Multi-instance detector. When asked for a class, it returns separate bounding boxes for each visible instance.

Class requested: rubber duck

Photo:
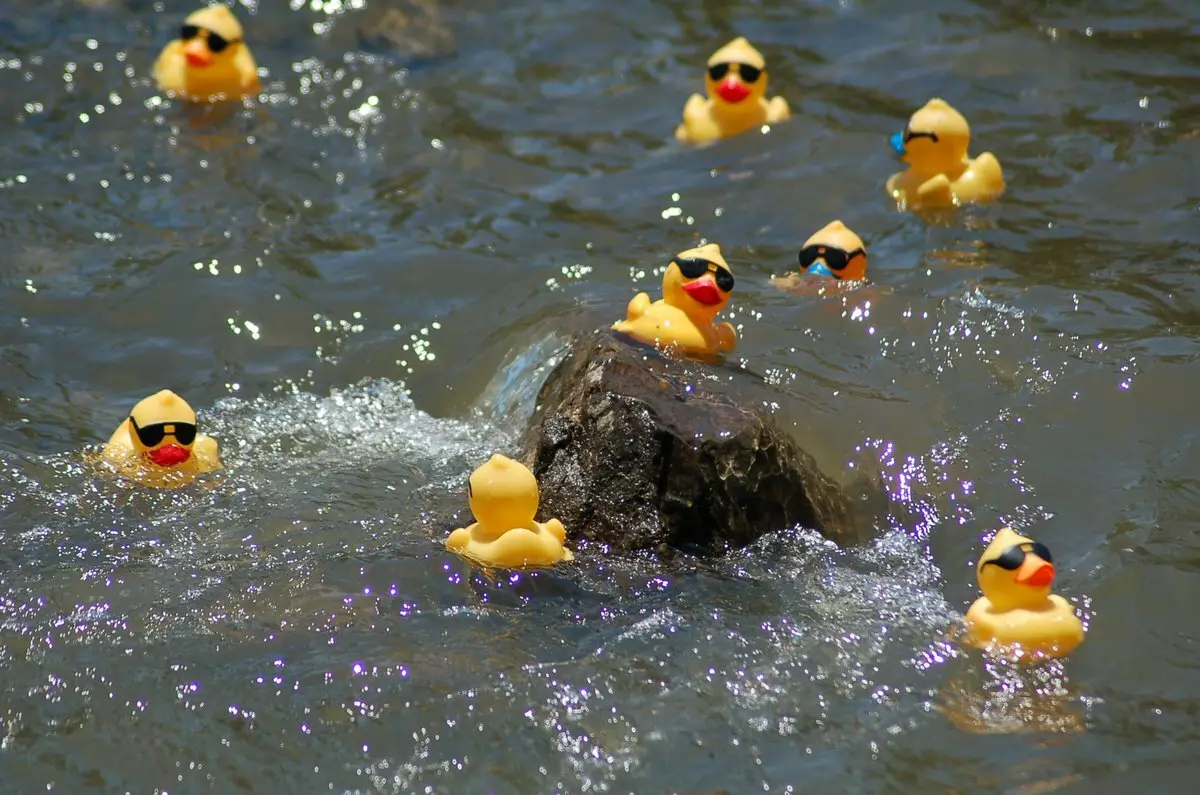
[964,528,1085,660]
[612,243,737,356]
[153,5,260,101]
[445,454,573,568]
[886,98,1004,209]
[771,221,867,291]
[101,389,222,487]
[675,37,790,145]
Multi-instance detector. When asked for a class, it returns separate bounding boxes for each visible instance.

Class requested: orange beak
[183,38,212,68]
[1015,558,1055,588]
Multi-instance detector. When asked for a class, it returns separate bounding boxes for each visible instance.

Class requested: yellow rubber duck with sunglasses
[101,390,222,488]
[886,98,1004,209]
[613,243,737,357]
[153,5,260,101]
[676,37,790,145]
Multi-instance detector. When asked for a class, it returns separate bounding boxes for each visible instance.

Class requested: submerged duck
[613,242,737,356]
[153,5,260,101]
[101,389,222,487]
[886,98,1004,209]
[675,37,790,145]
[771,220,867,291]
[446,454,573,569]
[965,528,1085,660]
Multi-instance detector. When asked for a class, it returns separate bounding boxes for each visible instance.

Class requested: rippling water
[1,0,1199,791]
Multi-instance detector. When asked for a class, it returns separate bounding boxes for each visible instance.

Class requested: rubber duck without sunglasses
[886,98,1004,209]
[445,454,573,569]
[964,527,1085,660]
[675,37,790,145]
[153,5,260,101]
[101,389,222,488]
[613,242,737,357]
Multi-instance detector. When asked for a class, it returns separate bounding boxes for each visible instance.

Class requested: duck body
[887,98,1004,209]
[613,242,737,356]
[964,527,1084,660]
[153,6,260,101]
[445,454,573,569]
[100,389,222,488]
[675,37,790,145]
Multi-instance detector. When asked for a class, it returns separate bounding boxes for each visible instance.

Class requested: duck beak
[681,276,723,306]
[889,131,906,155]
[1015,559,1055,588]
[183,38,212,68]
[715,78,751,104]
[146,444,191,468]
[806,260,836,278]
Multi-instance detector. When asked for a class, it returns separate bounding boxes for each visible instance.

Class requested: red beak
[715,78,750,103]
[681,276,724,306]
[146,444,191,468]
[183,39,212,68]
[1015,561,1055,588]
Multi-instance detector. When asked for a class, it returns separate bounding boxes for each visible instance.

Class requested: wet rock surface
[519,332,880,556]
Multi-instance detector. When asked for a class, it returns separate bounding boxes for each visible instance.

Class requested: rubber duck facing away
[446,454,573,569]
[771,220,867,291]
[101,389,222,487]
[613,242,737,357]
[965,527,1085,660]
[675,37,790,145]
[886,98,1004,209]
[153,5,260,101]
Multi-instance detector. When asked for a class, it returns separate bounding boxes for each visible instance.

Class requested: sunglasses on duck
[707,63,762,84]
[180,24,238,54]
[130,416,198,447]
[798,244,865,277]
[904,127,938,144]
[674,257,735,292]
[981,541,1054,571]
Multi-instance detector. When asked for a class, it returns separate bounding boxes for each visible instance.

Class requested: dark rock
[354,0,456,62]
[519,332,879,556]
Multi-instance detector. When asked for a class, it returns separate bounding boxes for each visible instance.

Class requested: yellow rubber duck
[101,389,222,488]
[771,220,868,291]
[612,242,737,356]
[675,37,790,145]
[446,454,573,569]
[964,528,1085,660]
[886,98,1004,209]
[153,5,260,101]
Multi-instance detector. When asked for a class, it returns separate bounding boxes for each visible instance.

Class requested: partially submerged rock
[519,332,879,556]
[354,0,456,62]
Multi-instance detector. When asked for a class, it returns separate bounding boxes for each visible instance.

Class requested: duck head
[177,5,246,70]
[663,243,734,319]
[126,389,200,468]
[976,527,1057,611]
[704,37,769,109]
[889,98,971,173]
[467,454,540,529]
[798,220,868,281]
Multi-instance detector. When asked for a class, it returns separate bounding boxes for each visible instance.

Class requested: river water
[1,0,1198,792]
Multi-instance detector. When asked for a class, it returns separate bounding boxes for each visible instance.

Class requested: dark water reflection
[2,0,1199,791]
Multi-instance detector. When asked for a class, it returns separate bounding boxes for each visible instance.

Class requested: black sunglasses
[798,244,866,274]
[674,257,735,292]
[129,415,197,447]
[180,24,238,54]
[904,127,939,144]
[981,541,1054,571]
[707,63,763,84]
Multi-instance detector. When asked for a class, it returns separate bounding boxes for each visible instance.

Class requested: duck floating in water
[613,242,737,357]
[101,389,222,487]
[446,454,573,569]
[771,220,868,291]
[675,37,790,145]
[886,98,1004,209]
[153,5,260,101]
[964,527,1085,660]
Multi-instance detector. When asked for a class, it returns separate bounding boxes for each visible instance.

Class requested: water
[1,0,1199,791]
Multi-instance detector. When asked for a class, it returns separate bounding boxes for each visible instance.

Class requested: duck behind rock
[965,527,1085,660]
[613,242,737,357]
[445,454,573,569]
[771,220,867,291]
[675,37,790,145]
[153,5,260,101]
[101,389,222,488]
[886,98,1004,209]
